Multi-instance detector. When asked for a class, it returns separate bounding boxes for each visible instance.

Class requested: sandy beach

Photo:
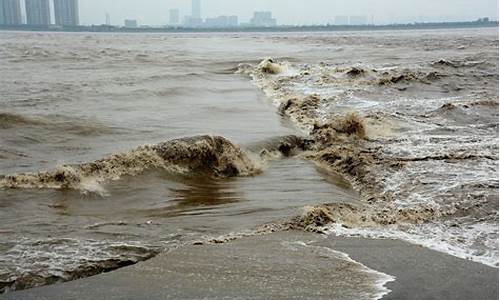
[2,230,497,300]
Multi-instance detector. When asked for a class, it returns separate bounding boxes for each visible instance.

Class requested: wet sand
[319,235,499,300]
[2,231,497,300]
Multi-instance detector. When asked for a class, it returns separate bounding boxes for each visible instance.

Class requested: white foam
[325,223,499,268]
[247,59,499,269]
[77,176,109,196]
[0,237,162,292]
[284,240,395,300]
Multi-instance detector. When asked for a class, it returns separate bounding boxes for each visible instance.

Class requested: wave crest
[0,135,261,192]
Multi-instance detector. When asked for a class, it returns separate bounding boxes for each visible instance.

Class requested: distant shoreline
[0,20,497,33]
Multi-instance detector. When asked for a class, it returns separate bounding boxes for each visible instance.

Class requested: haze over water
[78,0,499,26]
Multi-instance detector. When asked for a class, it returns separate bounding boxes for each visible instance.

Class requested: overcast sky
[79,0,499,26]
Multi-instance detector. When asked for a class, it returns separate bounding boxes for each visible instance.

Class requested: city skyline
[1,0,498,28]
[0,0,78,26]
[77,0,498,26]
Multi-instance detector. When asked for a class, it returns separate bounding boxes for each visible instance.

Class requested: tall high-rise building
[0,0,22,25]
[191,0,201,19]
[25,0,50,26]
[53,0,79,26]
[169,9,179,25]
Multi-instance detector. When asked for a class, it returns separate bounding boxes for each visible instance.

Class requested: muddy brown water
[0,28,498,294]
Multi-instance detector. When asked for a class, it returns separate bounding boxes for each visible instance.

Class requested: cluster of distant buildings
[0,0,78,26]
[125,0,277,29]
[0,0,278,30]
[0,0,495,31]
[0,0,371,30]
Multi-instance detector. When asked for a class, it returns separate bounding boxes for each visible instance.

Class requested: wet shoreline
[0,28,498,296]
[240,50,498,266]
[1,231,497,300]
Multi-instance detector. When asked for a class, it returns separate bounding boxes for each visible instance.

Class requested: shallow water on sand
[0,31,364,294]
[0,28,498,296]
[0,159,359,292]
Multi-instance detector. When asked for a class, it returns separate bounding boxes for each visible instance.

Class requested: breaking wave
[242,57,499,267]
[0,135,311,193]
[0,135,256,192]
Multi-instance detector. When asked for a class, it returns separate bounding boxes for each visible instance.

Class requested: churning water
[0,28,498,297]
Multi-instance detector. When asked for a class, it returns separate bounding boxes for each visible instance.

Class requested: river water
[0,28,498,297]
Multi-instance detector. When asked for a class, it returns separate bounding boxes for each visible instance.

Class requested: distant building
[169,9,179,25]
[350,15,368,25]
[184,16,202,27]
[191,0,201,19]
[25,0,51,26]
[54,0,79,26]
[184,0,202,27]
[334,15,349,25]
[124,19,137,28]
[204,15,238,28]
[250,11,277,27]
[105,13,110,25]
[0,0,22,25]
